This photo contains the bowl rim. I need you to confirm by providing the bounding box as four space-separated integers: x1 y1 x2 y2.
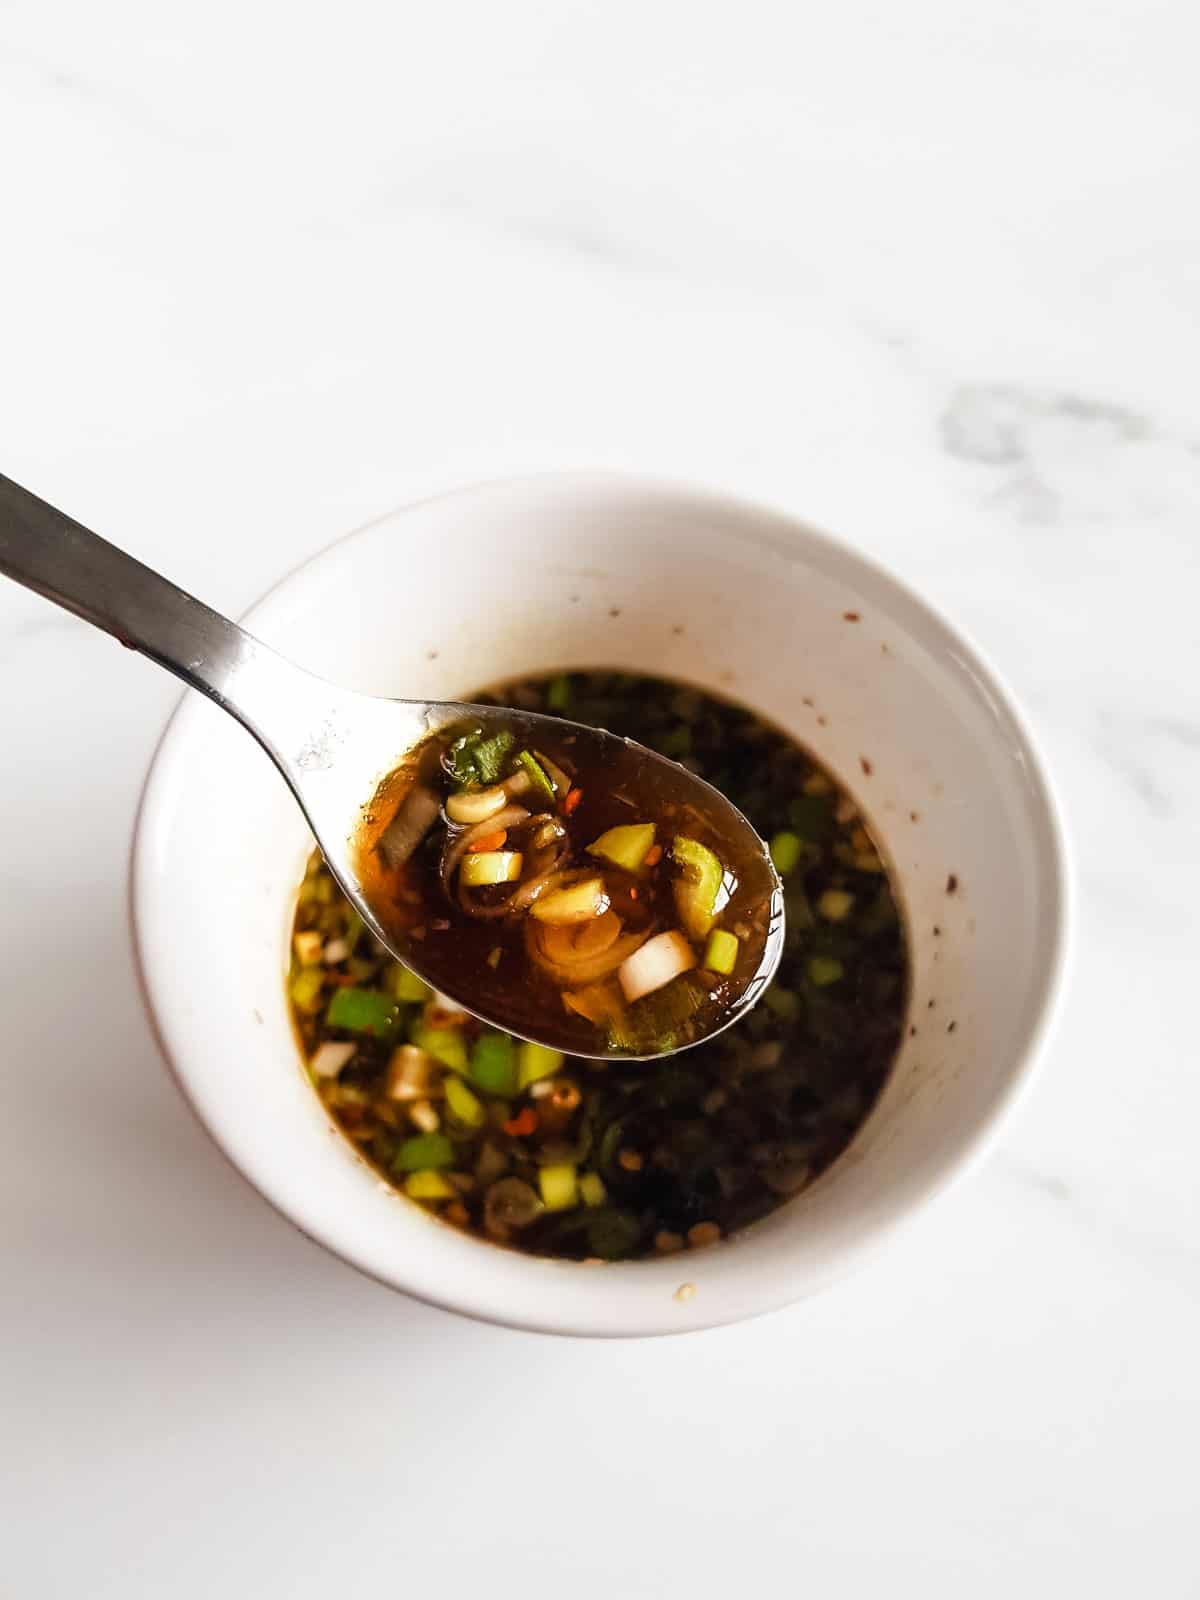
129 469 1073 1335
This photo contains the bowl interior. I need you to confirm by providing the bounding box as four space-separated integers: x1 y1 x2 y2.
133 475 1067 1334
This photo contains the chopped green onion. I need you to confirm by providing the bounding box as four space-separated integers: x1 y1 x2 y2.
384 962 434 1003
403 1170 456 1200
808 956 845 987
587 822 656 873
445 731 484 787
460 850 523 888
393 1133 454 1172
473 732 515 784
579 1172 607 1208
817 889 855 922
671 836 724 940
769 831 802 875
289 965 325 1014
515 750 555 799
546 674 571 712
444 1075 485 1128
539 1162 578 1211
764 986 800 1020
469 1032 517 1096
447 729 515 788
702 928 740 975
533 749 572 796
325 986 401 1040
530 876 609 925
410 1022 468 1072
517 1041 564 1090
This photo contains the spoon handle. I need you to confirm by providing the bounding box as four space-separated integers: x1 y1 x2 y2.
0 470 294 714
0 463 366 791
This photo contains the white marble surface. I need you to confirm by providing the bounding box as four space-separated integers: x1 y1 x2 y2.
2 2 1199 1593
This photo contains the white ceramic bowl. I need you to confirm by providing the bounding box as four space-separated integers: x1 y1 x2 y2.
132 474 1070 1336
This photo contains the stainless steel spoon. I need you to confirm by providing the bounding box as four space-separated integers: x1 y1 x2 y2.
0 472 783 1057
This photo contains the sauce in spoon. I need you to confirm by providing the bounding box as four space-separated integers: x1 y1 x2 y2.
354 711 783 1058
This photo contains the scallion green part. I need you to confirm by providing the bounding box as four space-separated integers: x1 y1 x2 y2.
769 831 803 875
384 962 434 1003
546 674 571 712
587 822 655 874
671 835 724 940
290 965 325 1014
703 928 740 975
410 1021 468 1072
447 728 516 788
517 1040 564 1090
808 956 845 987
469 1032 517 1096
393 1133 455 1173
515 750 555 798
539 1162 578 1211
325 986 402 1040
444 1075 485 1128
404 1170 456 1200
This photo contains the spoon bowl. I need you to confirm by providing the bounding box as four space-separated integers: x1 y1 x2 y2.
0 472 781 1057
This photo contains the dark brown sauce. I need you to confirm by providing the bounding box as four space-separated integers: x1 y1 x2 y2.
290 670 910 1262
354 713 781 1056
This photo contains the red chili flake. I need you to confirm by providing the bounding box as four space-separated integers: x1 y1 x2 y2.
503 1107 537 1137
946 874 959 894
860 756 873 776
564 787 584 816
843 611 861 622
